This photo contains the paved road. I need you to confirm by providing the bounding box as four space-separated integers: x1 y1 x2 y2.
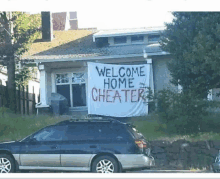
18 169 213 173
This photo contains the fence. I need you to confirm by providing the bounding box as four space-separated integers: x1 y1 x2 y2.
0 84 39 115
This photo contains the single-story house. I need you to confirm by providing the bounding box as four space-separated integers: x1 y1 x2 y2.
23 26 181 117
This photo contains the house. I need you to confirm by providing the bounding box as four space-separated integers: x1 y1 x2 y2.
0 63 40 103
22 24 179 117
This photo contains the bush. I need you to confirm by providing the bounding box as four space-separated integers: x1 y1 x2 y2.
144 88 220 135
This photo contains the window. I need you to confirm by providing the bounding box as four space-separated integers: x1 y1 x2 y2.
55 72 86 108
131 35 144 43
72 84 86 107
148 35 160 43
32 126 67 142
66 124 91 141
72 73 85 83
114 36 127 44
56 74 69 84
57 85 71 107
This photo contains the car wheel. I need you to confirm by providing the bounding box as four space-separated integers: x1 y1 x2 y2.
92 155 119 173
0 154 15 173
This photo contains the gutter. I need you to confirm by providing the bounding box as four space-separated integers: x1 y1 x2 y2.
34 51 170 63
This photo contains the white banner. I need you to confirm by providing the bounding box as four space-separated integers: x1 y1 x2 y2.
88 62 149 117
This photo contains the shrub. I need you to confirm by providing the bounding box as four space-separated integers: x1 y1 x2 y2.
143 88 220 135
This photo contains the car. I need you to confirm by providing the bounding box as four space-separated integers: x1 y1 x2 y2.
0 118 155 173
213 151 220 173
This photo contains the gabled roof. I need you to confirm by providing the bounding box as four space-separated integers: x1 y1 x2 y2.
22 29 168 63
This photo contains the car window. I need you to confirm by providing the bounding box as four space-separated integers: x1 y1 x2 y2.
126 125 142 139
32 125 67 142
66 124 91 140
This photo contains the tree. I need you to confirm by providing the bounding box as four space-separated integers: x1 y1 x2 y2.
0 12 41 112
161 12 220 99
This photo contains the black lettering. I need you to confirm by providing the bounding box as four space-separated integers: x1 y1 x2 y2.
96 66 106 76
132 67 139 77
140 66 145 76
126 68 131 77
106 68 111 77
104 78 110 89
112 67 118 77
119 67 125 77
111 78 117 89
119 78 126 89
128 78 134 88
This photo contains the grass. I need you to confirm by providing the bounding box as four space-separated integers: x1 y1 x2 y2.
0 112 68 142
129 114 220 142
1 111 220 143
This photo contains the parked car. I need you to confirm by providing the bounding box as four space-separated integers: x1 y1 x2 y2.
213 152 220 173
0 118 155 173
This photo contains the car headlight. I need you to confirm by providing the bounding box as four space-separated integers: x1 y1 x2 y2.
215 156 220 163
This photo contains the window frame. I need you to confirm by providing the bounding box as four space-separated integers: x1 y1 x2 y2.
55 72 87 108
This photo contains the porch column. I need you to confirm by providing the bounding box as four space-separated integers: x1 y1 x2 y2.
38 64 49 107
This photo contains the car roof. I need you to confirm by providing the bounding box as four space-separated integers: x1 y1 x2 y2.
55 118 127 126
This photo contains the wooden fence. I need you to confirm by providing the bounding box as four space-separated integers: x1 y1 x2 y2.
0 84 39 115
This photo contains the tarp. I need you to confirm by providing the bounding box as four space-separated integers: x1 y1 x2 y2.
88 62 150 117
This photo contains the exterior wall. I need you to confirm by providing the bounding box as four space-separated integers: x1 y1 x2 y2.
39 55 177 115
0 71 40 102
152 56 177 92
28 80 40 103
0 72 7 86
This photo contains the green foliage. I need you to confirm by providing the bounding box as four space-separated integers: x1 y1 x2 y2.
15 67 32 86
0 12 41 112
12 12 41 55
161 12 220 98
0 12 41 58
143 87 220 134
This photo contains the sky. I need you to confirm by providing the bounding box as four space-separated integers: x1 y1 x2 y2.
1 0 219 30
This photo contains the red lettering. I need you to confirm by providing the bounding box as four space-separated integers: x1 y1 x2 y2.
131 89 137 102
92 87 97 101
113 90 122 103
99 89 105 102
121 89 130 102
106 90 113 102
138 89 145 101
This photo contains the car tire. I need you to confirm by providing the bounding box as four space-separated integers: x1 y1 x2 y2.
0 154 15 173
92 155 119 173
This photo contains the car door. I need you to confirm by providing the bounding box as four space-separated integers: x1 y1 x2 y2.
60 123 95 168
19 125 67 167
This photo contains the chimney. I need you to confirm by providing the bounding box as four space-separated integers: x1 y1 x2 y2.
41 11 53 41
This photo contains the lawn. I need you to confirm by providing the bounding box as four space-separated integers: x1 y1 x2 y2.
0 111 220 143
0 112 67 142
